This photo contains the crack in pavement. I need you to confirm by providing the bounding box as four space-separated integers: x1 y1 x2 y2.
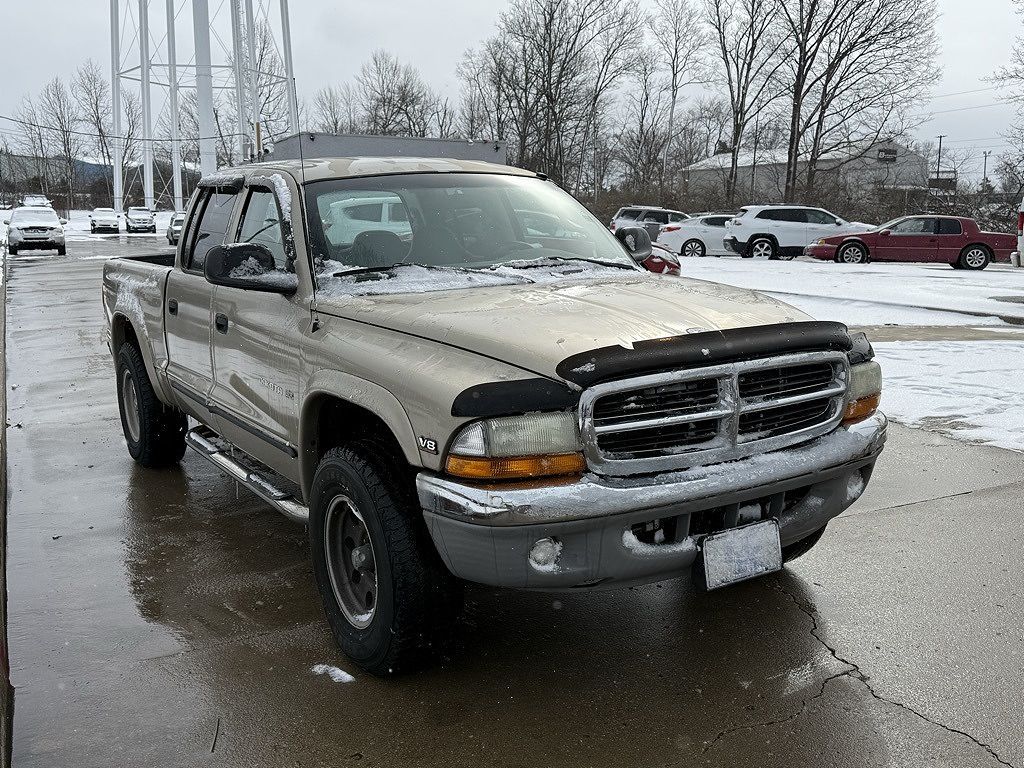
701 583 1016 766
761 584 1017 768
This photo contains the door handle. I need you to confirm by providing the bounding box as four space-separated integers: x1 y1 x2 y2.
167 298 178 315
215 313 229 334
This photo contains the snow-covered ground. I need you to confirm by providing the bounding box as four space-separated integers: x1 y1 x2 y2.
680 256 1024 451
680 257 1024 326
874 341 1024 452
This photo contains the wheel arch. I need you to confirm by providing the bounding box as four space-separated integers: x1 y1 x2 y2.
746 233 779 254
110 313 169 402
838 238 870 256
299 374 421 502
961 242 992 257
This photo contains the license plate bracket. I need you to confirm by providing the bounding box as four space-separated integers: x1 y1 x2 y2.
696 519 782 591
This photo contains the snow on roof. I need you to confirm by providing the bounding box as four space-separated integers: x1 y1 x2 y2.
684 144 912 173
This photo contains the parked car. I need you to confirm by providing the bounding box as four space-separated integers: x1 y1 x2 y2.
805 215 1015 270
126 206 157 233
325 195 411 245
725 205 872 260
22 194 52 208
609 205 689 241
166 212 186 245
4 206 67 255
658 213 735 258
90 208 120 233
103 158 885 674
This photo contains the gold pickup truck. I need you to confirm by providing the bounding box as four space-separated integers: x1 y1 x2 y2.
102 157 886 674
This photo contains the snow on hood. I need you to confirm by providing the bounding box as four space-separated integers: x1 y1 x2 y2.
314 271 811 380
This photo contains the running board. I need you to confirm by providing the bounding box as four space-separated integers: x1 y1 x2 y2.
185 426 309 524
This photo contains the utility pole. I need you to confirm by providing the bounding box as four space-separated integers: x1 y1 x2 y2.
110 0 123 212
983 150 992 185
166 0 183 212
935 134 946 180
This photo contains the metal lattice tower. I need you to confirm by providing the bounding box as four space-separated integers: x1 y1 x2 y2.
110 0 298 212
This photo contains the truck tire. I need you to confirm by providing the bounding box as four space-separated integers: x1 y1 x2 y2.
309 444 463 675
957 245 990 270
782 525 827 563
116 343 187 467
7 246 16 255
57 245 66 256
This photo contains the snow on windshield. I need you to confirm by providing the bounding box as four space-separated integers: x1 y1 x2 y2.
304 173 638 296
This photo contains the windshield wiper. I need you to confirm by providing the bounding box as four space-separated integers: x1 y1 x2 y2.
496 254 638 271
329 262 532 282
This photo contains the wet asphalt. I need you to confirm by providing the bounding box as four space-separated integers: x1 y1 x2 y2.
3 237 1024 767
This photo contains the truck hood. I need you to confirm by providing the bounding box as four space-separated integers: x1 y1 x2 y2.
315 273 811 381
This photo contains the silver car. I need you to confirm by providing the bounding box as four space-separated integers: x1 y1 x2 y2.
166 212 186 245
126 206 156 233
5 206 67 255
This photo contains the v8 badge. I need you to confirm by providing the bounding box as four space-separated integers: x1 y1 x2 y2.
418 436 439 454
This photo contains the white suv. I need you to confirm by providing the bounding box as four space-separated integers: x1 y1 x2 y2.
609 205 689 241
126 207 157 233
724 205 871 260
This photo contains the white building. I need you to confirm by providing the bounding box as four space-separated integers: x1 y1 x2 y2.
683 141 929 202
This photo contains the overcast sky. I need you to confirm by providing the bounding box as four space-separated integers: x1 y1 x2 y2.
0 0 1019 176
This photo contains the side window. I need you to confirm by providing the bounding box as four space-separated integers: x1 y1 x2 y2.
668 213 686 223
756 210 779 221
704 216 729 227
805 209 836 225
347 203 383 222
618 208 641 220
237 188 288 270
643 211 670 224
186 190 238 272
780 209 808 223
937 219 963 235
891 218 935 235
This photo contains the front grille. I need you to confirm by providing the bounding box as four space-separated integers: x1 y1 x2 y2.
580 352 848 476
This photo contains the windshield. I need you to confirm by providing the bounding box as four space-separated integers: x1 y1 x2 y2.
128 208 150 215
11 208 59 225
304 173 637 294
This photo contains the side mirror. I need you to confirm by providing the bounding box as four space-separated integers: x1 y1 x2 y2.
879 229 891 236
59 218 68 225
615 226 653 262
2 219 8 225
835 220 845 226
204 243 298 294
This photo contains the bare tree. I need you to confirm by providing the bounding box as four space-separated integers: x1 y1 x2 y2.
616 54 669 191
39 77 83 212
651 0 708 191
774 0 938 200
312 85 362 134
74 59 113 200
13 96 52 197
705 0 789 205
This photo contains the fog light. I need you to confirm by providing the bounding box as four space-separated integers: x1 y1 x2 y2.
529 537 562 570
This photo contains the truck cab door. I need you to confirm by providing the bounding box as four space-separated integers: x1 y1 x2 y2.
209 180 306 477
165 189 239 421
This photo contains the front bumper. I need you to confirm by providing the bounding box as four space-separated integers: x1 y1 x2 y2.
805 243 837 260
8 233 64 249
418 413 886 590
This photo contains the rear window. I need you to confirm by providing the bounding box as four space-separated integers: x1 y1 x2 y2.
11 208 58 225
704 216 730 227
937 219 963 235
616 208 642 220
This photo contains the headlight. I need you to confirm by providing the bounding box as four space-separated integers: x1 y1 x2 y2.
446 412 585 480
843 361 882 425
816 239 827 245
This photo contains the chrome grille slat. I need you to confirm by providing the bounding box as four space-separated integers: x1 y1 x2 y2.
579 352 850 476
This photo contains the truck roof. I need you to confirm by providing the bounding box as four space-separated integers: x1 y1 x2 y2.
234 156 537 183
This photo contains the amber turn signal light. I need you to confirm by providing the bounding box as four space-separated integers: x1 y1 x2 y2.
445 452 586 481
842 393 881 425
